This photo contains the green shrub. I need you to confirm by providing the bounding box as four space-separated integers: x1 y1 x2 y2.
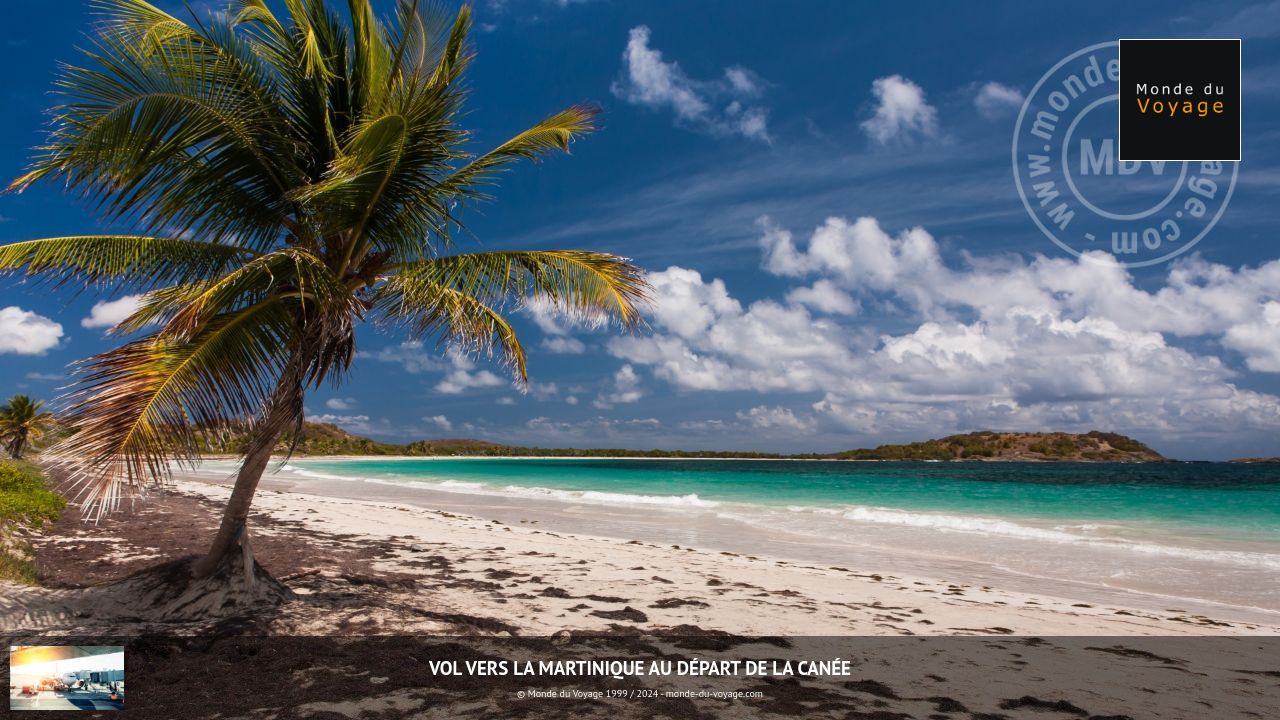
0 461 65 529
0 461 64 584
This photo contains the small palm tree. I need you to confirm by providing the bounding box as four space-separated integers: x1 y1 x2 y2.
0 0 648 582
0 395 55 459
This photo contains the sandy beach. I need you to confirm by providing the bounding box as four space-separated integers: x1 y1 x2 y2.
5 466 1274 637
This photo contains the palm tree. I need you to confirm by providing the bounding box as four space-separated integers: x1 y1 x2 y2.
0 395 55 459
0 0 648 583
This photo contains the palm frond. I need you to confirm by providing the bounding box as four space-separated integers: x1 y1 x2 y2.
346 0 393 114
390 250 648 324
438 104 600 199
377 281 527 381
50 299 299 517
374 250 648 382
0 235 256 292
425 3 473 89
153 247 353 340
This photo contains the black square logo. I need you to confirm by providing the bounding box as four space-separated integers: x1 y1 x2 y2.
1119 39 1240 161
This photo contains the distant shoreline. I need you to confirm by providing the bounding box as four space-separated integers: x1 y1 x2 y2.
201 427 1175 462
199 454 1188 463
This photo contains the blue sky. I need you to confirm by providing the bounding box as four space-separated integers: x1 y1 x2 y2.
3 0 1280 459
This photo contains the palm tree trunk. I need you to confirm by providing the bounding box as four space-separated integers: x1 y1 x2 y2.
11 431 26 459
191 349 307 579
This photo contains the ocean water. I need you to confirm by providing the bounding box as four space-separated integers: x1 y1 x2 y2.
225 458 1280 614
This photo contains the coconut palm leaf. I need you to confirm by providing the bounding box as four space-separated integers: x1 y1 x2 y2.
385 250 647 324
0 235 254 292
439 105 600 199
56 299 300 517
374 250 646 383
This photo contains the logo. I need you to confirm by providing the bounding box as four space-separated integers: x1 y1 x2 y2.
1118 39 1241 161
1013 42 1238 268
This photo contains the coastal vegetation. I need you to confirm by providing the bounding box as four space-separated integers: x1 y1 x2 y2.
0 461 64 583
833 431 1164 462
0 0 648 596
201 422 1166 462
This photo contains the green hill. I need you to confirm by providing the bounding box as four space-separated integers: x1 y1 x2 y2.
833 431 1163 462
197 424 1163 462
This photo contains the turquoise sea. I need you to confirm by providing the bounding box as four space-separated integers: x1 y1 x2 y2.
286 458 1280 542
228 457 1280 613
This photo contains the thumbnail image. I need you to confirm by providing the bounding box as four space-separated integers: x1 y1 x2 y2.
9 646 123 712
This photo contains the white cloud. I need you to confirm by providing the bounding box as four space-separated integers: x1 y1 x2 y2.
435 350 506 394
305 412 431 439
974 81 1024 119
861 75 938 143
364 340 445 374
0 306 63 355
530 382 560 401
1222 301 1280 371
496 396 517 406
724 66 762 96
25 371 64 381
366 342 508 394
785 279 858 315
609 266 853 393
525 297 596 355
543 337 586 354
736 405 816 431
325 397 356 410
593 364 645 408
523 415 663 443
612 26 771 142
608 217 1280 449
308 413 372 431
425 414 453 432
81 294 143 329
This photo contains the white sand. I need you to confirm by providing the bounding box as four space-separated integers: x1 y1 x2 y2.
176 474 1280 636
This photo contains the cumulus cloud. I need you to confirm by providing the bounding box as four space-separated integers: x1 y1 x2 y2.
974 81 1024 119
608 217 1280 448
1222 302 1280 371
543 336 586 354
0 306 63 355
81 294 143 329
736 405 816 431
435 351 506 394
530 382 560 401
325 397 356 410
523 415 663 444
525 297 596 354
307 413 372 432
612 25 771 141
366 341 508 394
785 279 859 315
425 414 453 432
306 412 435 438
364 340 445 374
861 75 938 143
608 266 853 393
594 364 645 408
